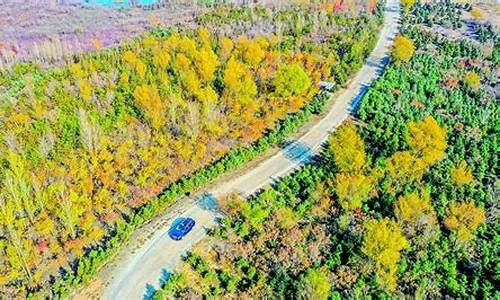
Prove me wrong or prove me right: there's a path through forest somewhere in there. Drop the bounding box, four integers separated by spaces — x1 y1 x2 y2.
84 0 401 298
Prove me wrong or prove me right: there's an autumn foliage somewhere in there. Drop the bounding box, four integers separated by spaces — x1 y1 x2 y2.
362 218 408 291
155 10 498 295
328 124 366 174
0 2 385 296
392 35 415 63
158 2 497 298
450 161 474 187
444 201 485 243
407 116 448 166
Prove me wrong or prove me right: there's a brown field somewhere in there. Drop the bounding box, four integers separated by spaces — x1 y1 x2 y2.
0 0 205 66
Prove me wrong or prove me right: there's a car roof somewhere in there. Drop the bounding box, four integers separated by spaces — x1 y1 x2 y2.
183 217 194 223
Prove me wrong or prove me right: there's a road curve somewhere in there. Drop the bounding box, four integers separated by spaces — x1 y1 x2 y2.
104 1 400 299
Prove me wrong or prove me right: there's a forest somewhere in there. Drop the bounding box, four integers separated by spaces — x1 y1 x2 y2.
0 1 384 297
153 1 499 298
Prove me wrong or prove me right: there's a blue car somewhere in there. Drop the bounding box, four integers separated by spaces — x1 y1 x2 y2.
168 217 196 240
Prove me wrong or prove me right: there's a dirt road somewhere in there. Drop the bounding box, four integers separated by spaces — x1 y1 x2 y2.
103 1 401 298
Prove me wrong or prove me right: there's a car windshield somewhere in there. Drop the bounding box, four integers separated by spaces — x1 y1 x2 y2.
178 221 190 230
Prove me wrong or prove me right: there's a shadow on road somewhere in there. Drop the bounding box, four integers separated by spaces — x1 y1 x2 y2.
158 268 171 289
195 192 218 211
141 253 173 299
348 55 391 114
143 283 156 300
348 83 371 114
386 6 399 13
281 140 314 163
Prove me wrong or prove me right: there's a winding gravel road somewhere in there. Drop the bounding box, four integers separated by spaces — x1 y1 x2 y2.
103 1 400 298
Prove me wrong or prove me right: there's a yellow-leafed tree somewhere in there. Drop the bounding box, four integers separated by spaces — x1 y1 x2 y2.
220 37 234 60
328 124 366 174
298 268 331 300
444 201 485 243
386 151 426 185
470 7 484 21
273 63 312 99
223 57 258 105
239 37 265 66
401 0 416 13
450 161 474 187
464 71 480 90
392 35 415 63
78 79 92 102
193 47 219 83
407 116 447 166
152 48 171 69
395 191 435 225
394 190 437 240
335 172 372 211
133 84 166 130
362 218 408 291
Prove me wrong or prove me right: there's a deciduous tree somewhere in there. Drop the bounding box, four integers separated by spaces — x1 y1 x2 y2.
401 0 415 13
394 190 437 239
362 218 408 291
463 71 480 90
193 47 219 83
444 201 485 243
407 116 447 166
328 124 366 174
386 151 427 185
469 7 484 21
392 35 415 63
223 57 258 105
450 161 474 187
273 64 312 98
335 173 372 211
297 268 331 300
133 84 166 130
